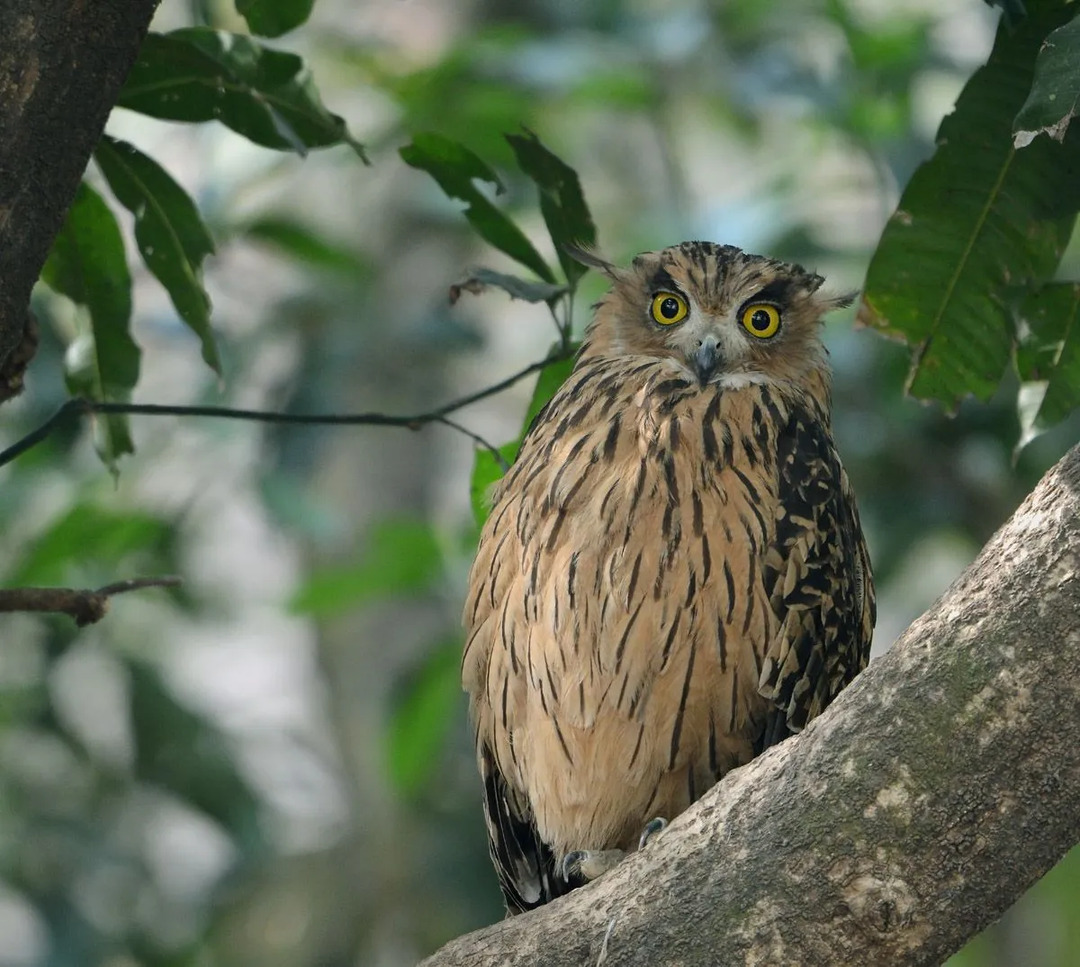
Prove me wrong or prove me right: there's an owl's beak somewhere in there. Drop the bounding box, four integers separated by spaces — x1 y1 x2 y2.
693 337 720 386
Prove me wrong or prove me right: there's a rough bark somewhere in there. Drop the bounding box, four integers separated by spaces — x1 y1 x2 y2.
423 443 1080 967
0 0 161 396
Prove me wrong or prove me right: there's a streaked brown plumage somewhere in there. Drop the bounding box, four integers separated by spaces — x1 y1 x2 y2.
462 240 875 914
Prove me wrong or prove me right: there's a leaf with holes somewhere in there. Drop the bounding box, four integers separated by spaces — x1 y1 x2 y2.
41 182 138 462
1014 11 1080 145
401 133 556 283
96 136 220 373
859 3 1080 409
1015 282 1080 447
117 29 365 158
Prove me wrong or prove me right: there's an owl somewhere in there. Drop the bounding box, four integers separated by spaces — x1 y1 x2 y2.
462 240 875 914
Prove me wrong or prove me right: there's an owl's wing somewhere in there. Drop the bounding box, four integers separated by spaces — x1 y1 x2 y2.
758 403 875 735
478 741 573 915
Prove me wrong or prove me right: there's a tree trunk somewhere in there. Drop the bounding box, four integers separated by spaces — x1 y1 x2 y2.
422 443 1080 967
0 0 160 398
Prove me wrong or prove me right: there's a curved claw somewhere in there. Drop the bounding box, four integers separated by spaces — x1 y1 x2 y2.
561 848 626 885
638 816 668 850
562 849 587 883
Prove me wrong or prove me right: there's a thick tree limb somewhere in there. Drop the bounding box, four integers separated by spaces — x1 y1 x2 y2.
0 0 161 390
0 577 181 627
423 443 1080 967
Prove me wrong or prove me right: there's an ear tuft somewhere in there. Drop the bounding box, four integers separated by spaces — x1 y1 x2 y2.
816 289 858 312
562 243 618 278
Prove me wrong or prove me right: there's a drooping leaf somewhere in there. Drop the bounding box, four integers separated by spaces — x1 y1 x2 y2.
1014 11 1080 145
117 29 365 158
41 182 138 462
236 0 315 38
400 133 556 283
95 137 220 374
1015 282 1080 446
506 130 597 285
469 349 577 526
449 268 567 305
290 518 442 616
859 3 1080 409
385 639 462 798
128 659 266 856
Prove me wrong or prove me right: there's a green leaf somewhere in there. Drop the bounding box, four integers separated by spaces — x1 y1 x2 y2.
1014 11 1080 145
8 503 175 587
128 660 265 855
400 133 556 283
95 136 220 374
449 268 568 305
506 130 597 286
41 182 138 462
290 518 442 616
1015 282 1080 446
243 216 368 275
469 349 577 527
859 4 1080 408
236 0 315 38
385 639 462 798
118 29 365 158
469 442 519 528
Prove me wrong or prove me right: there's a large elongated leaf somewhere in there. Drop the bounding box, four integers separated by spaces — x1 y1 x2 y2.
506 130 597 285
470 350 577 526
40 182 138 461
236 0 315 38
117 29 365 158
1015 282 1080 446
400 133 556 283
1014 11 1080 145
859 3 1080 408
95 137 221 374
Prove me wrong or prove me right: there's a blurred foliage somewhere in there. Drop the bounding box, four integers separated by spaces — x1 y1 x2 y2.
2 0 1080 965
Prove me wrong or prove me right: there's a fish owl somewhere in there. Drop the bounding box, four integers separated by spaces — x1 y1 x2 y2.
462 240 875 913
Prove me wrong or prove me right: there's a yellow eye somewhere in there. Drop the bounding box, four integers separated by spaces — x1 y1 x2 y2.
740 303 781 339
650 292 688 326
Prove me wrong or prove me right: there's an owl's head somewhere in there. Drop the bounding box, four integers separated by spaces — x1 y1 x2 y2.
573 240 853 389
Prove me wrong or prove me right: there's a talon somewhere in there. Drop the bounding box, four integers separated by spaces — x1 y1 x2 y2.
561 848 626 885
638 816 668 850
562 850 587 882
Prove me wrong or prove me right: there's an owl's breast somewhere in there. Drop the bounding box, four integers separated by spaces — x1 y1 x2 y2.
470 369 799 850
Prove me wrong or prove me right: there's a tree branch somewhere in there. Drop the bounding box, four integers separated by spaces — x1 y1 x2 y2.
0 347 576 469
0 576 181 627
0 0 161 390
422 443 1080 967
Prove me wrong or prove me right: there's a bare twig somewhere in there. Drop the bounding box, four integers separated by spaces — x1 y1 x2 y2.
0 347 578 470
0 576 182 627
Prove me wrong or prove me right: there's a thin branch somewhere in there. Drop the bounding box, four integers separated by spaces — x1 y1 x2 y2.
0 346 577 470
0 576 183 627
436 416 510 471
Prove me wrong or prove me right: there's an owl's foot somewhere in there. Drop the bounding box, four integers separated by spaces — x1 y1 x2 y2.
561 848 626 886
638 816 668 849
